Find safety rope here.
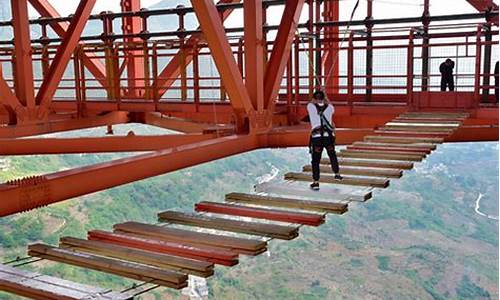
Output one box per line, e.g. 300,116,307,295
295,0,361,99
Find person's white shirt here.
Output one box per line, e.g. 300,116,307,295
307,102,334,138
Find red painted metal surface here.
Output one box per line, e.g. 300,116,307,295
190,0,253,120
88,230,239,266
264,0,305,110
36,0,96,111
466,0,499,25
244,0,265,112
28,0,107,87
0,134,216,155
154,0,241,98
120,0,145,98
195,201,325,226
10,0,35,110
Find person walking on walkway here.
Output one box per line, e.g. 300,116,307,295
307,90,342,191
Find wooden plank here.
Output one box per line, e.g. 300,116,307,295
254,181,372,202
399,112,469,118
114,222,267,256
303,164,403,178
390,119,462,125
195,201,325,226
60,237,214,278
341,149,427,157
225,192,348,214
347,145,431,154
364,135,444,144
28,244,188,289
352,141,436,151
374,130,452,137
157,211,299,240
394,117,466,123
337,151,423,162
285,172,390,188
380,126,457,132
88,230,239,266
333,157,414,170
0,264,129,300
387,121,460,127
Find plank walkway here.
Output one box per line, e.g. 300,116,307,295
1,112,468,298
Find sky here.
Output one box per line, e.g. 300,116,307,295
28,0,477,24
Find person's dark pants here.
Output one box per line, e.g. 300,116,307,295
440,76,454,91
311,135,340,181
495,77,498,102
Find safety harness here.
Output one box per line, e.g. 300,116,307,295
309,103,336,153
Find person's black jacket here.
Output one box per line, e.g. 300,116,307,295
440,61,455,79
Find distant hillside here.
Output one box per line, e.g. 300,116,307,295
0,124,497,299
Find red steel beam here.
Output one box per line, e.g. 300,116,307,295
0,135,258,217
36,0,96,109
28,0,108,87
154,0,241,98
0,111,129,138
121,0,145,98
264,0,306,111
465,0,499,25
0,134,216,155
190,0,254,119
195,201,325,226
323,0,340,95
10,0,36,109
143,113,215,133
0,64,22,112
244,0,265,112
88,230,239,266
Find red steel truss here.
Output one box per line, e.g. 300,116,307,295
0,0,498,217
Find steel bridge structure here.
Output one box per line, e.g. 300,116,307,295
0,0,498,216
0,1,499,298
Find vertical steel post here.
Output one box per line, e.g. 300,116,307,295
314,0,321,89
294,38,300,105
102,13,115,100
40,23,50,77
178,11,187,102
323,0,340,96
421,0,430,91
482,23,492,102
307,0,314,97
407,30,415,108
262,3,269,64
244,0,265,112
10,0,36,109
152,42,159,109
474,25,483,106
347,31,354,106
286,50,293,107
73,47,82,117
365,0,373,101
120,0,145,98
193,42,200,112
237,37,244,76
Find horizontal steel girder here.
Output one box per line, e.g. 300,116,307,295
0,112,130,138
0,135,258,217
0,134,216,155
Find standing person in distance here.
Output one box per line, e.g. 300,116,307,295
439,58,455,91
307,90,342,191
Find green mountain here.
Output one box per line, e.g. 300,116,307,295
0,124,498,299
